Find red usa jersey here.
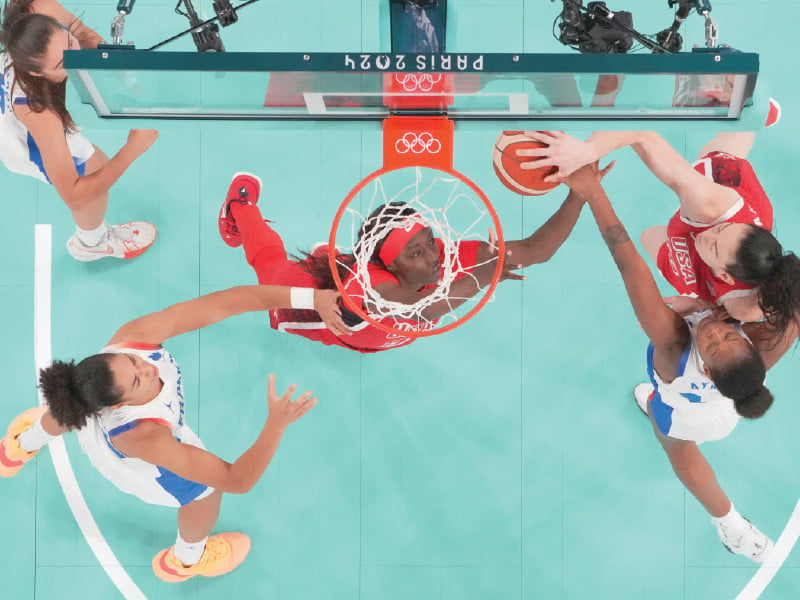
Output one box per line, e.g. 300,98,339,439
271,240,481,353
657,152,774,305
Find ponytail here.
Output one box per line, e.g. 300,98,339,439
727,225,800,336
38,354,121,429
708,342,773,419
732,387,774,420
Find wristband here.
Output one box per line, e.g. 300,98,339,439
290,287,315,310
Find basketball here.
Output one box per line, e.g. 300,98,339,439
492,131,560,196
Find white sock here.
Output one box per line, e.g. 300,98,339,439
75,222,109,247
173,532,207,567
712,504,742,527
17,416,56,452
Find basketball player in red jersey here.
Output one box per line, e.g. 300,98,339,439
217,171,592,352
520,130,800,344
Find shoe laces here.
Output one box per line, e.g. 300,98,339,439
106,225,137,244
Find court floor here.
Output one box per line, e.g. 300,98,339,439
1,1,799,599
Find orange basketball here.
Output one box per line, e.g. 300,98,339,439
492,131,560,196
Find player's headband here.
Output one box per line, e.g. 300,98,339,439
378,222,425,266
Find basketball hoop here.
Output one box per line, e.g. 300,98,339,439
328,114,504,339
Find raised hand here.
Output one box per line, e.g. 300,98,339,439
517,131,598,182
486,228,525,282
562,161,615,201
126,129,159,156
313,289,351,337
265,374,317,429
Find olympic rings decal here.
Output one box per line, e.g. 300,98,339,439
394,131,442,154
394,73,443,92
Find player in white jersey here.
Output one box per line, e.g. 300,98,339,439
644,308,745,444
0,284,348,583
0,0,157,261
563,161,784,564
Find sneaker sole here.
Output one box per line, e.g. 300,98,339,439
151,532,251,583
0,406,46,477
67,223,157,262
219,172,263,248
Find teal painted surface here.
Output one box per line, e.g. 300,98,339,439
1,1,799,600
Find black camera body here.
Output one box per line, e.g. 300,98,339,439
557,1,634,53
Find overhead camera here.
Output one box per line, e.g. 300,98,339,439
175,0,238,52
556,1,634,54
552,0,718,54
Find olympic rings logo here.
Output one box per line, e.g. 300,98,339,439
394,131,442,154
394,73,442,92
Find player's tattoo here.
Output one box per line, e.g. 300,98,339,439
601,224,630,249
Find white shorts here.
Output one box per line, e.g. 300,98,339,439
77,420,215,508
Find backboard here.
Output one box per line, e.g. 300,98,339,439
64,48,758,121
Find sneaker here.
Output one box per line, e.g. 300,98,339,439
633,383,654,417
714,514,774,564
218,172,262,248
765,98,781,128
152,532,251,583
0,406,47,477
67,222,157,262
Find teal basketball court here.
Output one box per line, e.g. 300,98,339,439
1,1,799,599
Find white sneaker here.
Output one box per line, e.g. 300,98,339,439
633,383,654,416
714,514,774,564
67,222,157,262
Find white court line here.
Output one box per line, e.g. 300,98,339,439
734,498,800,600
34,224,148,600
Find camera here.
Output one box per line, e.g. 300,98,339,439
556,1,634,53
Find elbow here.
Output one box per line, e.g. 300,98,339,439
221,472,255,494
631,131,659,151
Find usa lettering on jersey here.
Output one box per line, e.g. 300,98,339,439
669,236,696,285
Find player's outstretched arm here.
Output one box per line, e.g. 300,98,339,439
14,112,158,212
503,161,616,266
521,131,739,224
111,374,316,494
108,285,348,346
564,163,689,364
502,188,586,266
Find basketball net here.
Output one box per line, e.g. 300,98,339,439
328,73,504,338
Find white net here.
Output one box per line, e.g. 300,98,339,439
332,166,503,335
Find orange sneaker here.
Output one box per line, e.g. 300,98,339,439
0,407,48,478
152,532,251,583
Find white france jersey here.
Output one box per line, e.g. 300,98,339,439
646,309,744,444
76,343,214,508
0,52,94,183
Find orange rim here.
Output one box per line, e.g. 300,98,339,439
328,165,505,338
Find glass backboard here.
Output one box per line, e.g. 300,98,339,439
64,47,758,121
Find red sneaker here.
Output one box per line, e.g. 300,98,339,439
218,172,262,248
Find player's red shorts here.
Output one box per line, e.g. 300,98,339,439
656,151,773,305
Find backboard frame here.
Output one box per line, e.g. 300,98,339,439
65,48,759,121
